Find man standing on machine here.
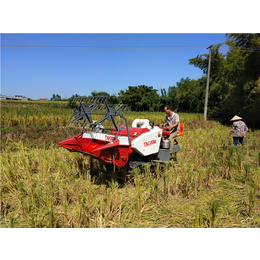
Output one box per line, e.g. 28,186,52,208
164,106,180,156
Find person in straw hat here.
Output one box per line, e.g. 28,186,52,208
228,115,248,146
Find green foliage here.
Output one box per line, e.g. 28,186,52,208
67,94,75,109
188,34,260,128
91,91,118,104
189,44,231,117
107,94,118,104
91,90,110,97
167,86,178,109
118,85,161,112
157,86,178,111
50,94,62,101
175,77,206,113
220,34,260,127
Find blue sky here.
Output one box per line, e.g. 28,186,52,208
1,33,228,100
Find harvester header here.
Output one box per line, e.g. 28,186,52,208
58,95,183,172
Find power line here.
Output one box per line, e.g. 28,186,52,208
1,45,211,50
2,44,260,52
225,47,260,52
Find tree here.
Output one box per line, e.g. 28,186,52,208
222,33,260,127
168,86,178,110
188,34,260,127
50,94,62,101
67,95,75,108
107,94,118,104
118,85,160,112
91,90,110,97
189,44,229,116
159,86,178,111
174,77,205,113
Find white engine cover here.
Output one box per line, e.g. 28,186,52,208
132,119,151,129
131,128,162,156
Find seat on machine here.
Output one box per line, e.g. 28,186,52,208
177,123,184,136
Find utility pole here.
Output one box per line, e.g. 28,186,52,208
204,45,213,121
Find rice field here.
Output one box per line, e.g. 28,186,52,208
1,100,201,130
1,101,260,228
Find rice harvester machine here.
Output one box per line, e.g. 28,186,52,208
58,95,184,172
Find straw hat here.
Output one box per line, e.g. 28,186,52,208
230,115,243,121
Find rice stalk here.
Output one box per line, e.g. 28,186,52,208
209,199,220,227
248,180,257,218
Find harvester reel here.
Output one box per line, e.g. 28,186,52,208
69,104,93,123
105,106,117,122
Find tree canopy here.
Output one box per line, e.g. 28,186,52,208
188,33,260,127
50,94,62,101
118,85,161,112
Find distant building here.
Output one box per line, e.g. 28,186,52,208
0,94,7,100
5,95,28,101
39,98,48,101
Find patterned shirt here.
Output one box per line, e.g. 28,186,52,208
93,124,104,133
166,112,180,133
231,120,248,137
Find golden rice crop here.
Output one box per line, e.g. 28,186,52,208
1,101,260,228
1,120,260,228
